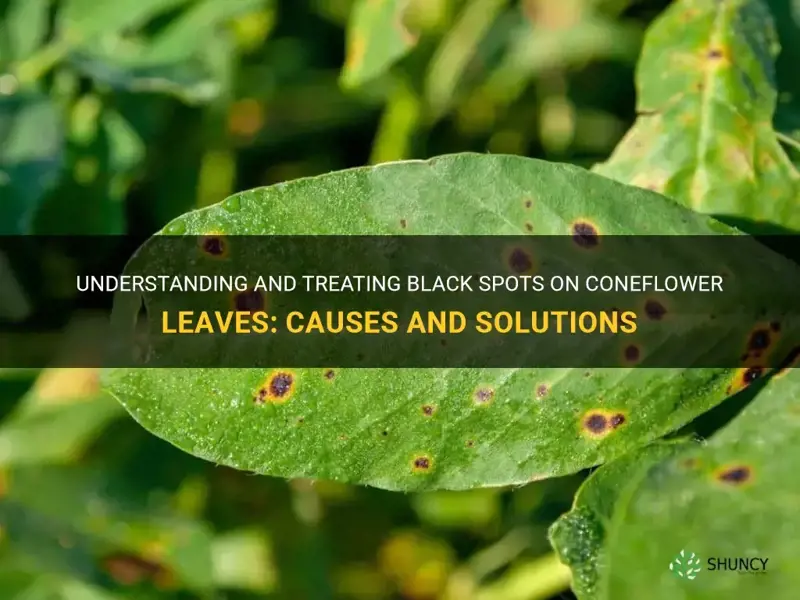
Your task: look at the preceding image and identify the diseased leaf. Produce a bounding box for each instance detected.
[595,0,800,234]
[549,440,696,599]
[594,369,800,599]
[768,0,800,140]
[0,92,64,234]
[340,0,419,89]
[104,153,783,492]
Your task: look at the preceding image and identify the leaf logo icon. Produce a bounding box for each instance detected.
[669,549,702,580]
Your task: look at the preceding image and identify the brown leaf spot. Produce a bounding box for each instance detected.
[412,455,433,473]
[623,344,641,364]
[747,328,771,352]
[523,198,533,209]
[199,234,228,258]
[681,457,700,470]
[707,47,724,60]
[581,411,610,438]
[525,222,533,232]
[421,404,436,417]
[323,368,336,381]
[644,299,667,320]
[473,386,495,406]
[536,384,549,399]
[742,366,764,385]
[715,465,752,486]
[571,220,600,248]
[102,553,174,589]
[609,413,626,428]
[465,440,475,448]
[254,370,296,404]
[507,247,533,274]
[232,289,265,312]
[400,219,407,229]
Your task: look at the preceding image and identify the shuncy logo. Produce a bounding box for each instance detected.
[669,549,702,580]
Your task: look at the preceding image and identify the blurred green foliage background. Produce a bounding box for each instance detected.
[0,0,734,598]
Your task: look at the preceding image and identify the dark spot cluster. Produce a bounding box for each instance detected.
[582,410,626,438]
[571,220,599,248]
[716,465,752,485]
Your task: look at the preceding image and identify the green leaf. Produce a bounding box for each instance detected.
[594,0,800,234]
[0,92,64,234]
[2,0,51,61]
[211,529,276,592]
[0,369,124,467]
[769,0,800,141]
[105,153,779,492]
[589,369,800,598]
[35,101,145,234]
[340,0,419,89]
[549,440,696,599]
[0,465,215,593]
[58,0,192,40]
[423,0,507,121]
[61,0,257,102]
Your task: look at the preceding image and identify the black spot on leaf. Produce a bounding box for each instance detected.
[644,299,667,320]
[582,412,608,436]
[716,465,752,485]
[508,248,533,273]
[233,289,264,312]
[747,329,771,352]
[254,370,296,404]
[571,221,599,248]
[473,387,495,405]
[623,344,640,363]
[199,235,227,258]
[412,455,433,472]
[610,413,626,428]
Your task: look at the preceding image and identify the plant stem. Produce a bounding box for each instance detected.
[777,131,800,154]
[473,552,572,600]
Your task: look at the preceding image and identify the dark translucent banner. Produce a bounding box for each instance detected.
[2,235,800,368]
